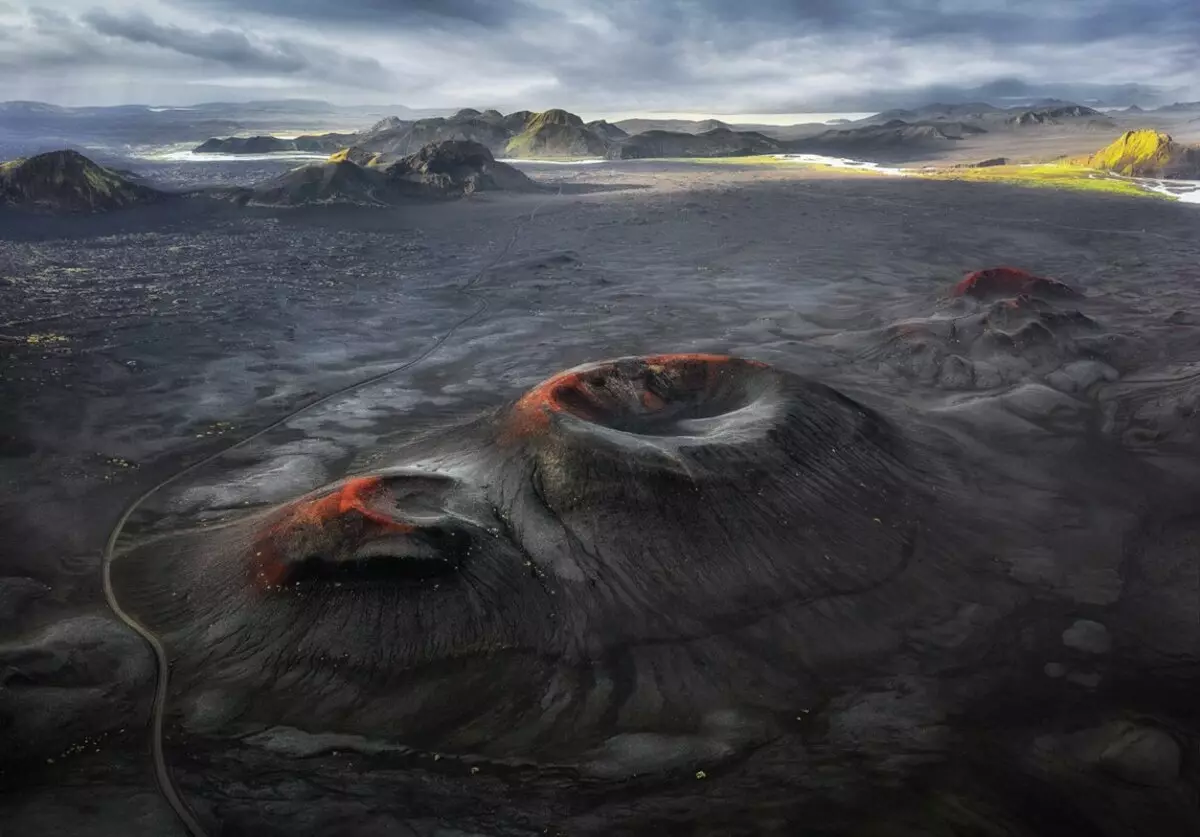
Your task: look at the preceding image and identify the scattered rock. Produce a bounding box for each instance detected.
[1062,619,1112,654]
[1098,725,1181,786]
[1067,722,1182,787]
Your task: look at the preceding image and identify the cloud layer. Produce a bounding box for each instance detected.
[0,0,1196,110]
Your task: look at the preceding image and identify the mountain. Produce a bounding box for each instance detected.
[613,118,736,135]
[239,140,537,207]
[794,120,986,156]
[586,120,629,141]
[504,109,609,157]
[860,103,1006,124]
[366,116,405,134]
[1005,105,1112,127]
[0,149,164,212]
[1153,101,1200,114]
[194,133,355,154]
[610,127,781,159]
[1082,130,1200,178]
[354,114,513,157]
[502,111,534,132]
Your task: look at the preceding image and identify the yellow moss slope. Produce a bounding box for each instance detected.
[327,147,380,166]
[1082,129,1179,176]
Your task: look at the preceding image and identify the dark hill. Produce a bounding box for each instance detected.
[195,133,354,154]
[613,118,743,135]
[792,120,986,157]
[366,116,406,134]
[502,111,534,132]
[862,102,1005,124]
[241,159,399,207]
[355,115,513,157]
[240,140,538,206]
[383,140,538,197]
[586,120,629,141]
[610,127,781,159]
[0,150,164,212]
[1006,105,1111,127]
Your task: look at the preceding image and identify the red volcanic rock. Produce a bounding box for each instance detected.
[505,353,768,441]
[952,267,1079,300]
[251,476,414,589]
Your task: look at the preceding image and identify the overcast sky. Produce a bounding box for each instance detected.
[0,0,1196,112]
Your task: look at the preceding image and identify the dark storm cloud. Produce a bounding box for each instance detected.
[78,8,392,85]
[686,0,1198,43]
[185,0,1199,47]
[2,0,1197,108]
[182,0,536,26]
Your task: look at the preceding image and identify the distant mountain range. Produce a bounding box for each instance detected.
[187,102,1150,163]
[7,124,1200,214]
[4,94,1199,161]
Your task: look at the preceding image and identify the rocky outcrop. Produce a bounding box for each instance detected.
[0,149,164,213]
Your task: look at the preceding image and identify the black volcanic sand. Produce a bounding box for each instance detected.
[2,165,1200,836]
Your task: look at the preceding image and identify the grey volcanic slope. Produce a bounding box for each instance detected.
[0,149,164,212]
[2,165,1200,837]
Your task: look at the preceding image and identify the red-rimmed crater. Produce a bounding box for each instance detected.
[501,353,912,537]
[952,267,1080,301]
[250,474,476,591]
[507,353,771,441]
